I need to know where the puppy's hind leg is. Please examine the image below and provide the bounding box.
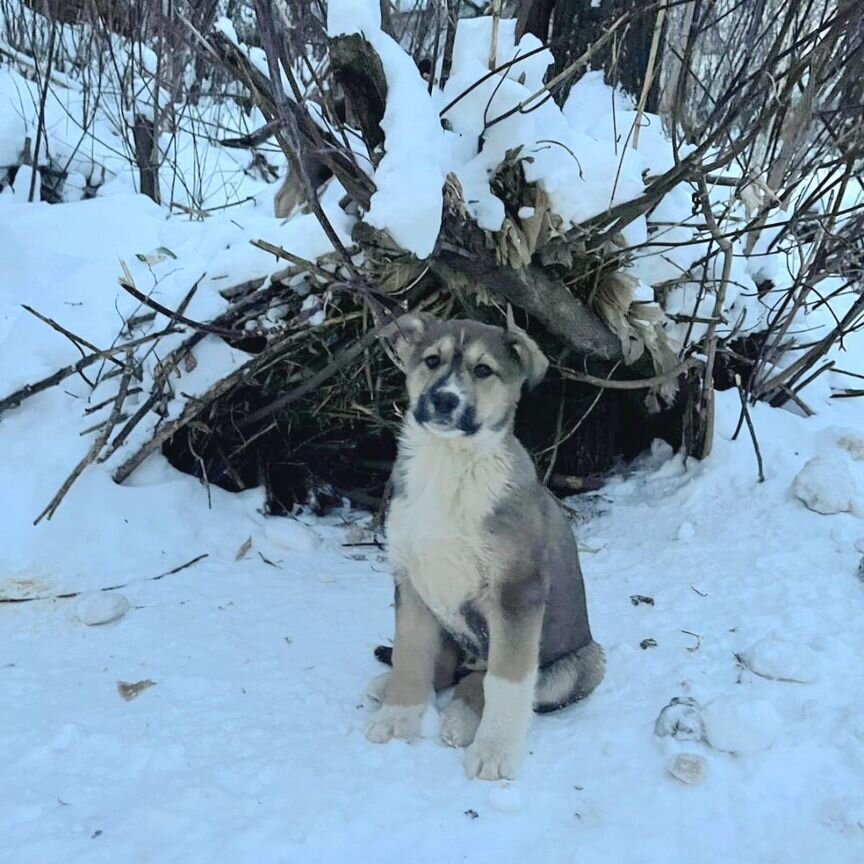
[366,580,441,744]
[440,671,485,748]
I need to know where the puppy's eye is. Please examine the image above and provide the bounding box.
[474,364,493,379]
[424,355,441,370]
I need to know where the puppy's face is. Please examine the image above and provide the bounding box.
[391,313,548,438]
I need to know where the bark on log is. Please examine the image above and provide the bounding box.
[132,114,160,204]
[432,237,622,362]
[330,34,388,152]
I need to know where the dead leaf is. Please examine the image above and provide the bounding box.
[235,536,252,561]
[117,679,156,701]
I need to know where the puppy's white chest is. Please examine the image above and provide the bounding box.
[387,440,511,627]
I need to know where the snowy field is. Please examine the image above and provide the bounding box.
[2,191,864,861]
[3,3,864,861]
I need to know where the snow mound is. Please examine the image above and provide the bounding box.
[74,592,130,626]
[792,456,859,516]
[263,519,323,553]
[702,696,781,754]
[739,636,821,684]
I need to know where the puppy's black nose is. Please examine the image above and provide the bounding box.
[431,390,459,414]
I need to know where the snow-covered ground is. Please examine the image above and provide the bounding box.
[2,195,863,862]
[3,5,864,862]
[4,366,864,863]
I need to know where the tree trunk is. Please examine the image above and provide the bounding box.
[550,0,665,108]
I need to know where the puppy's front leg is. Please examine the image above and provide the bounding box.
[464,603,542,780]
[366,578,440,744]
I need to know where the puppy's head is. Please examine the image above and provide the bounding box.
[390,312,548,438]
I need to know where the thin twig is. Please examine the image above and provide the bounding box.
[34,350,135,524]
[558,358,699,390]
[734,374,765,483]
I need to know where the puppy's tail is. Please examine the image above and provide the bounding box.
[534,640,605,714]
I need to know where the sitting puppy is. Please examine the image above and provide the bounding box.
[366,311,604,780]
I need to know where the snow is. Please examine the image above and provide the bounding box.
[702,696,782,754]
[327,0,446,259]
[4,309,864,862]
[739,636,821,684]
[73,593,131,627]
[2,6,864,863]
[793,455,861,516]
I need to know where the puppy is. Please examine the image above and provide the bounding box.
[366,311,604,780]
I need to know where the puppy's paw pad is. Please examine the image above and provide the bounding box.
[440,700,480,748]
[464,737,522,780]
[365,704,424,744]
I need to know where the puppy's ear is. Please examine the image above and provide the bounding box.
[505,307,548,388]
[390,312,433,366]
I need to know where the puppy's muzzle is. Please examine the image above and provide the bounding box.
[430,389,460,416]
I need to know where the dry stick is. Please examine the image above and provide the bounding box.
[791,361,835,395]
[541,363,618,487]
[0,554,209,605]
[34,350,135,525]
[117,277,245,339]
[0,329,176,418]
[734,374,765,483]
[695,177,734,458]
[438,0,460,90]
[251,239,338,283]
[28,18,56,202]
[558,357,699,390]
[84,388,143,416]
[22,305,126,370]
[632,0,668,150]
[239,325,386,428]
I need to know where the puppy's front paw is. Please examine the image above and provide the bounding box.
[366,703,425,744]
[464,736,523,780]
[440,699,481,748]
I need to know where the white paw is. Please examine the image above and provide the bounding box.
[464,736,523,780]
[364,671,391,706]
[440,699,481,748]
[366,703,425,744]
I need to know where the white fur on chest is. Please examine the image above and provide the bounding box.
[387,426,513,628]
